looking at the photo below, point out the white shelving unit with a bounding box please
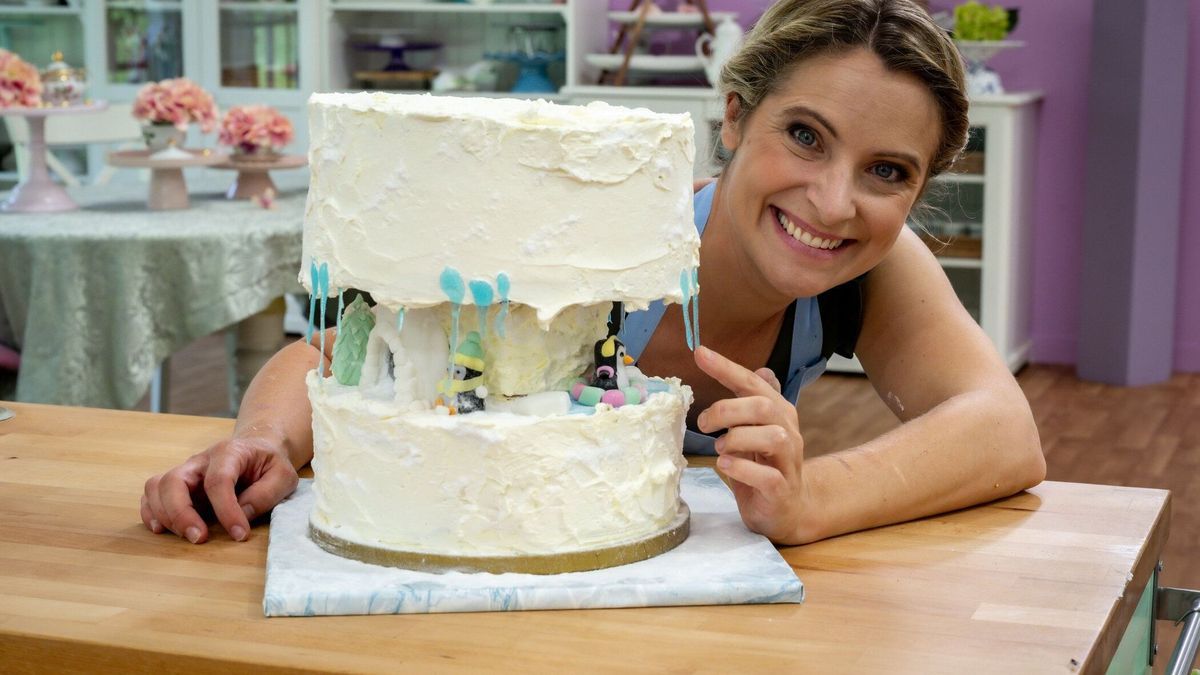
[19,0,728,175]
[827,93,1043,375]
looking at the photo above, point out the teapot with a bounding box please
[41,51,86,107]
[695,16,743,87]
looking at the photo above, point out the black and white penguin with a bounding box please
[590,336,633,391]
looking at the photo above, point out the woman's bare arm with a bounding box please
[799,228,1046,541]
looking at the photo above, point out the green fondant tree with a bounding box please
[332,294,376,386]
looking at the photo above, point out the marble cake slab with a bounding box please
[263,468,804,616]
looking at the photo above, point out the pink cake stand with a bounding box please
[107,149,229,210]
[212,153,307,200]
[1,100,109,213]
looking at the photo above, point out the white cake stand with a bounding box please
[1,100,109,213]
[107,148,228,210]
[212,153,307,200]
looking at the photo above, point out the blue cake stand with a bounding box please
[486,51,565,93]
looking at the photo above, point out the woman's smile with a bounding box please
[769,205,855,260]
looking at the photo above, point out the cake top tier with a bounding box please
[301,92,700,324]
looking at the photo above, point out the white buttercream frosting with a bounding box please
[300,92,699,323]
[308,370,691,556]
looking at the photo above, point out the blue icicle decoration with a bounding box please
[691,267,701,348]
[440,267,466,376]
[317,263,330,376]
[306,260,318,345]
[335,289,344,335]
[396,306,406,334]
[680,269,694,351]
[468,279,494,340]
[495,272,511,338]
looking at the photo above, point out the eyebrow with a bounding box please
[781,104,926,174]
[781,105,839,139]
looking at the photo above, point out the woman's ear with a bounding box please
[720,93,744,153]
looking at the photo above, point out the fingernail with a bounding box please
[185,526,201,544]
[717,456,731,470]
[242,503,255,521]
[150,519,161,533]
[230,525,247,542]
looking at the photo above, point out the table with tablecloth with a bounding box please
[0,174,306,409]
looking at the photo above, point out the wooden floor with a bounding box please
[138,333,1199,665]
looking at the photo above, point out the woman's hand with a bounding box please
[694,345,812,543]
[140,436,299,544]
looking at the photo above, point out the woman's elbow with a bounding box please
[1005,398,1046,490]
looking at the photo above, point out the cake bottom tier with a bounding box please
[309,501,690,574]
[306,370,693,569]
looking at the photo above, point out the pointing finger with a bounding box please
[694,345,778,399]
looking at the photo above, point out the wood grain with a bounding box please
[0,400,1169,673]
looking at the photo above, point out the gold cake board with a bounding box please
[309,502,691,575]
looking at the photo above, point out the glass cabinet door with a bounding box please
[218,0,299,89]
[916,125,987,322]
[0,6,84,73]
[104,0,184,84]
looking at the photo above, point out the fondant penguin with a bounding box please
[590,336,633,391]
[439,331,488,414]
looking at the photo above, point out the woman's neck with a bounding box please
[699,179,795,336]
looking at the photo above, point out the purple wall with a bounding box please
[614,0,1199,372]
[1177,0,1200,371]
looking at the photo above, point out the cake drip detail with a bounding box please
[317,262,330,376]
[495,273,511,338]
[468,279,494,340]
[306,260,319,345]
[691,267,701,348]
[439,267,467,384]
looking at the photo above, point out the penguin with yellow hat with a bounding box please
[437,331,488,414]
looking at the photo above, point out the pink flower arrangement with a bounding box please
[132,78,218,132]
[0,49,42,109]
[218,105,294,154]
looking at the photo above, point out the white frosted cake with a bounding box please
[300,92,701,574]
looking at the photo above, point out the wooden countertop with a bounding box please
[0,402,1170,673]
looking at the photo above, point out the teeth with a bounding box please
[776,209,844,250]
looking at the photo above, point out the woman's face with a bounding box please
[719,47,941,299]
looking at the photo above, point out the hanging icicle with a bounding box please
[495,272,511,338]
[306,259,318,345]
[691,267,700,348]
[468,279,494,340]
[439,267,466,380]
[680,269,694,351]
[317,262,330,376]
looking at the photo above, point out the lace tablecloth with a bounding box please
[0,174,306,409]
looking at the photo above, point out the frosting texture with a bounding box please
[308,370,691,556]
[300,92,699,323]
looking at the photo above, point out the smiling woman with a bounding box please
[630,0,1045,544]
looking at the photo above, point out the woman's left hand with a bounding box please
[694,345,812,543]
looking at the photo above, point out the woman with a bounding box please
[141,0,1045,546]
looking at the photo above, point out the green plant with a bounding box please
[954,1,1010,41]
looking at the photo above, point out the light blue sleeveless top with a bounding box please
[620,182,828,455]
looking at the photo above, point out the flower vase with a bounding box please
[225,146,280,200]
[142,123,186,156]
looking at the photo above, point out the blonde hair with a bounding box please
[720,0,969,177]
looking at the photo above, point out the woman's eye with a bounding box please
[790,125,817,147]
[870,163,907,183]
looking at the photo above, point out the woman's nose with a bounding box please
[807,167,856,226]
